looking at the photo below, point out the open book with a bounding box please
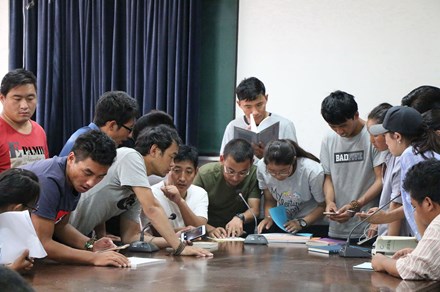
[372,236,418,256]
[234,122,279,145]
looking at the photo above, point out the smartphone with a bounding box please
[323,211,339,215]
[180,225,206,241]
[100,244,130,253]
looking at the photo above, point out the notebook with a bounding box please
[353,262,373,271]
[128,257,166,268]
[307,245,342,254]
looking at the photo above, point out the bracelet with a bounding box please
[349,200,361,213]
[84,236,96,251]
[172,241,186,256]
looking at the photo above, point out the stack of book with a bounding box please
[306,237,346,254]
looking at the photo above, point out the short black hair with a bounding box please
[0,168,40,208]
[93,91,139,127]
[132,110,175,142]
[71,130,117,166]
[174,145,199,169]
[236,77,266,101]
[135,125,182,156]
[1,68,37,96]
[401,85,440,114]
[321,90,358,125]
[223,139,254,163]
[403,159,440,204]
[0,266,34,292]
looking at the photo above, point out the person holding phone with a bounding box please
[257,139,326,236]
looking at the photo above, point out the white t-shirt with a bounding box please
[69,147,150,235]
[257,157,324,220]
[151,181,209,229]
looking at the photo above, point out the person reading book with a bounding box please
[372,159,440,280]
[256,139,326,236]
[219,77,297,162]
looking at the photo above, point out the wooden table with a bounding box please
[24,242,439,291]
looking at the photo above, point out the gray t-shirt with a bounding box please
[220,113,297,161]
[257,157,325,220]
[377,152,407,236]
[320,125,385,239]
[69,147,150,235]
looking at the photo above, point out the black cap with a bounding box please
[369,106,423,136]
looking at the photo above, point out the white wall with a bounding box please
[0,0,9,113]
[237,0,440,156]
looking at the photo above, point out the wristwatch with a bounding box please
[297,218,308,228]
[235,213,245,222]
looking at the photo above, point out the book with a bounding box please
[308,245,342,254]
[353,262,373,271]
[234,122,279,145]
[192,241,219,251]
[128,257,166,268]
[261,233,312,244]
[372,236,418,256]
[206,237,245,242]
[306,237,346,247]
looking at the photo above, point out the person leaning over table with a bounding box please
[320,90,385,240]
[21,131,130,267]
[372,159,440,280]
[193,138,261,238]
[256,139,327,237]
[59,90,138,156]
[0,168,40,273]
[69,125,212,257]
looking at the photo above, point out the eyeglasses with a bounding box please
[24,203,38,212]
[121,124,133,133]
[266,165,292,178]
[223,165,250,178]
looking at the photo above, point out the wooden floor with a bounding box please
[23,241,439,291]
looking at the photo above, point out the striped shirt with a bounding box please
[396,214,440,280]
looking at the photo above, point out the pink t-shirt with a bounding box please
[0,117,49,172]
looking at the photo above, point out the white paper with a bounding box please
[128,257,166,268]
[0,211,47,264]
[353,262,373,271]
[249,113,258,132]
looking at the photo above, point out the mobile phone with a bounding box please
[180,225,206,241]
[323,211,339,215]
[101,244,130,252]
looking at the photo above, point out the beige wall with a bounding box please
[237,0,440,156]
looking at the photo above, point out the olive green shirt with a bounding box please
[193,162,261,228]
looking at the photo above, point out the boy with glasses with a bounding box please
[59,91,138,156]
[193,139,261,238]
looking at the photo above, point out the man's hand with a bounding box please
[92,237,116,252]
[92,251,130,268]
[392,248,414,260]
[225,217,244,237]
[356,209,386,224]
[251,142,265,159]
[179,245,213,257]
[257,217,273,234]
[327,204,353,223]
[9,249,33,272]
[208,227,227,238]
[367,224,378,238]
[371,253,388,272]
[161,184,182,204]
